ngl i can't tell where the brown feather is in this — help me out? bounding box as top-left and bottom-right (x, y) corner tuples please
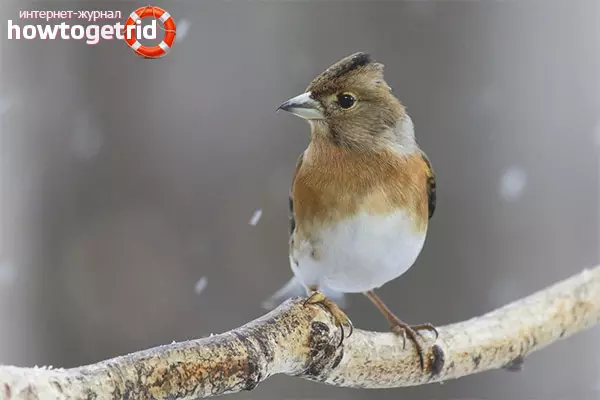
(291, 138), (429, 246)
(306, 52), (383, 97)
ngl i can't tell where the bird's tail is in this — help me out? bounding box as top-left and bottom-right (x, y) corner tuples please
(261, 276), (347, 310)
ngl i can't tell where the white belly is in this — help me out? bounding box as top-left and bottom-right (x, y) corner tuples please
(290, 211), (427, 293)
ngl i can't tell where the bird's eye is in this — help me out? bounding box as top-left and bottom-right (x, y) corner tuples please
(337, 93), (356, 109)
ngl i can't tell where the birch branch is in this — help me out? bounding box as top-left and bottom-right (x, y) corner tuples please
(2, 265), (600, 400)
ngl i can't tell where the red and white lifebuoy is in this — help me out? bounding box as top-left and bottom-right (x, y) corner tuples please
(124, 6), (176, 58)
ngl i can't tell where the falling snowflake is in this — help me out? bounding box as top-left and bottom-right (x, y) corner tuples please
(175, 19), (190, 42)
(248, 209), (262, 226)
(194, 276), (208, 295)
(0, 97), (12, 115)
(499, 167), (527, 202)
(0, 261), (16, 286)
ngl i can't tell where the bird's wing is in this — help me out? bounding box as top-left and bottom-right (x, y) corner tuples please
(421, 151), (436, 219)
(289, 151), (304, 235)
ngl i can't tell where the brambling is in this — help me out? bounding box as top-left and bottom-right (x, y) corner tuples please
(269, 52), (437, 369)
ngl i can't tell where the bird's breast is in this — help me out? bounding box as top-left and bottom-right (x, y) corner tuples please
(292, 146), (429, 238)
(290, 209), (427, 293)
(289, 145), (430, 293)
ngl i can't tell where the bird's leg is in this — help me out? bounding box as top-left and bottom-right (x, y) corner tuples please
(364, 290), (438, 370)
(304, 286), (353, 344)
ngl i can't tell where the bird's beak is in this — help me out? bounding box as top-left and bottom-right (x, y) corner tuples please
(277, 92), (324, 120)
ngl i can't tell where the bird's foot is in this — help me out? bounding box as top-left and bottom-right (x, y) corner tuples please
(304, 291), (353, 345)
(390, 321), (438, 370)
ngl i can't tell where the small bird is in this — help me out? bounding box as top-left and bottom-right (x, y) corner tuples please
(268, 52), (437, 369)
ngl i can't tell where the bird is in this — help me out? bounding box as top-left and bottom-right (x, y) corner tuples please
(267, 52), (437, 369)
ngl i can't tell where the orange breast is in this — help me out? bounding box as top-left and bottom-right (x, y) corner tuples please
(292, 141), (429, 241)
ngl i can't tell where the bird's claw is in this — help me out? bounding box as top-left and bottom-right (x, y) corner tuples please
(305, 291), (353, 346)
(390, 322), (438, 370)
(411, 323), (439, 340)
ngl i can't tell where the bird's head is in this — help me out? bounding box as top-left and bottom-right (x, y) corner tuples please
(277, 52), (413, 149)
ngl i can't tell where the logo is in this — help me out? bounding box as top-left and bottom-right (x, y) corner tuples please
(7, 5), (177, 59)
(125, 6), (176, 59)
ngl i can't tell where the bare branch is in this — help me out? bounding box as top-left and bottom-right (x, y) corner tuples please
(2, 265), (600, 400)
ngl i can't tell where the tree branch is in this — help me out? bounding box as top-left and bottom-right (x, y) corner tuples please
(2, 265), (600, 399)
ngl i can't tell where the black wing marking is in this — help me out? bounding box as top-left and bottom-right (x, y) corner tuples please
(289, 195), (295, 235)
(421, 151), (436, 219)
(289, 151), (304, 236)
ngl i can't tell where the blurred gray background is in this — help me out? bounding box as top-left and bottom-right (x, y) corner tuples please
(1, 0), (599, 399)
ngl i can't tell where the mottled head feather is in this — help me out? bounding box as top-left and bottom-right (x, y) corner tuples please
(306, 52), (383, 96)
(328, 52), (372, 79)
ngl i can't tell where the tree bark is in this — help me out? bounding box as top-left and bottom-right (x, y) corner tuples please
(1, 265), (600, 400)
